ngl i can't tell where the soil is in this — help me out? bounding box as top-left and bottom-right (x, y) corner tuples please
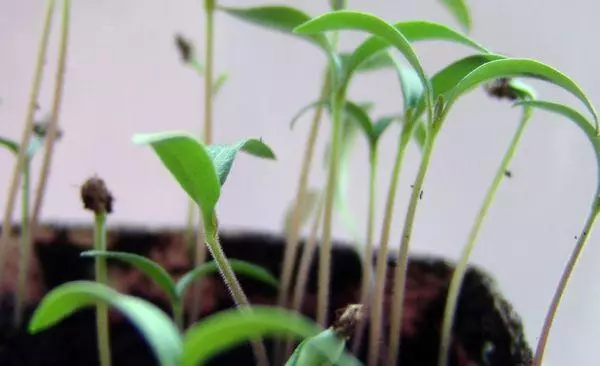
(0, 224), (533, 365)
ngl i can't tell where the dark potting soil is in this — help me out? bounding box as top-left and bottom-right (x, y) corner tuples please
(0, 225), (533, 365)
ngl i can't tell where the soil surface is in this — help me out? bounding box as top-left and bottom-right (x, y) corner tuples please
(0, 224), (533, 365)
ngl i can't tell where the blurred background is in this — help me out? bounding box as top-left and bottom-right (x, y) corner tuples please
(1, 0), (598, 364)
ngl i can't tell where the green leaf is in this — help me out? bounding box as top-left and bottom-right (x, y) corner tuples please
(0, 137), (18, 154)
(290, 100), (329, 130)
(339, 50), (395, 73)
(287, 328), (345, 365)
(213, 72), (229, 97)
(80, 250), (177, 303)
(513, 100), (600, 154)
(294, 12), (433, 115)
(132, 131), (221, 226)
(439, 0), (471, 32)
(344, 101), (375, 144)
(283, 189), (321, 238)
(175, 259), (279, 299)
(29, 281), (182, 366)
(181, 306), (322, 366)
(206, 138), (276, 186)
(444, 58), (599, 130)
(391, 57), (425, 112)
(373, 116), (396, 142)
(413, 121), (428, 151)
(218, 5), (331, 53)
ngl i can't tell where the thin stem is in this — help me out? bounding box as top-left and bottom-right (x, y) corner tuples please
(277, 70), (330, 311)
(204, 218), (270, 366)
(189, 220), (207, 325)
(14, 161), (31, 328)
(368, 123), (413, 366)
(174, 300), (184, 332)
(30, 0), (70, 229)
(184, 201), (196, 248)
(317, 89), (346, 327)
(351, 147), (378, 354)
(438, 108), (531, 366)
(285, 195), (325, 356)
(533, 199), (600, 365)
(0, 0), (55, 285)
(94, 212), (112, 366)
(387, 128), (437, 366)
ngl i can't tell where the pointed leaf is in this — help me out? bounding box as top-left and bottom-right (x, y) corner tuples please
(439, 0), (471, 32)
(373, 116), (396, 141)
(283, 189), (321, 238)
(345, 101), (375, 144)
(338, 19), (489, 84)
(80, 250), (177, 303)
(181, 306), (322, 366)
(391, 57), (425, 111)
(206, 138), (276, 186)
(445, 58), (599, 130)
(0, 137), (18, 154)
(290, 100), (330, 130)
(175, 259), (279, 298)
(132, 131), (220, 226)
(294, 11), (432, 116)
(29, 281), (182, 366)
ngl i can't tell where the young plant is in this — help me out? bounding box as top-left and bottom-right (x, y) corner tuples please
(294, 9), (598, 366)
(80, 250), (279, 331)
(133, 132), (276, 365)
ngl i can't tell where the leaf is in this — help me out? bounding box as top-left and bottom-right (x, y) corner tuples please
(181, 306), (321, 366)
(286, 328), (345, 365)
(217, 5), (331, 54)
(29, 281), (182, 366)
(290, 100), (330, 130)
(344, 101), (375, 144)
(335, 19), (489, 85)
(445, 58), (599, 130)
(213, 72), (229, 97)
(175, 259), (279, 298)
(206, 138), (276, 185)
(391, 57), (425, 111)
(513, 100), (600, 154)
(0, 137), (18, 154)
(339, 50), (395, 73)
(373, 116), (396, 142)
(0, 134), (48, 158)
(283, 189), (321, 238)
(132, 131), (221, 226)
(413, 121), (428, 151)
(294, 12), (432, 115)
(80, 250), (177, 303)
(439, 0), (471, 32)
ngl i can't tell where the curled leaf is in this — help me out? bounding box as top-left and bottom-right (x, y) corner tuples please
(29, 281), (182, 366)
(206, 138), (276, 185)
(181, 306), (321, 366)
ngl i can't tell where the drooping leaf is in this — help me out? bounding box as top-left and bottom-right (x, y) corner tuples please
(217, 5), (331, 53)
(335, 19), (489, 86)
(344, 101), (375, 144)
(132, 131), (221, 226)
(391, 57), (425, 112)
(206, 138), (276, 186)
(294, 11), (433, 116)
(283, 189), (321, 238)
(439, 0), (471, 32)
(0, 137), (18, 154)
(289, 100), (330, 130)
(181, 306), (321, 366)
(80, 250), (177, 303)
(444, 58), (599, 130)
(29, 281), (182, 366)
(513, 100), (600, 156)
(175, 259), (279, 298)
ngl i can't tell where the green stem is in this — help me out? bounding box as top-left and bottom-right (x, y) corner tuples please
(351, 146), (378, 354)
(173, 300), (184, 332)
(14, 161), (31, 328)
(533, 198), (600, 365)
(205, 215), (270, 366)
(438, 108), (531, 366)
(317, 88), (346, 327)
(387, 126), (437, 366)
(94, 212), (111, 366)
(368, 122), (413, 366)
(0, 0), (55, 286)
(30, 0), (70, 229)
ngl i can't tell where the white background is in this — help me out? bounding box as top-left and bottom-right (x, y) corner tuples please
(1, 0), (598, 364)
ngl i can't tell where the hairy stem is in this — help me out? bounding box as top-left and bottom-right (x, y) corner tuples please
(94, 212), (111, 366)
(189, 0), (216, 325)
(438, 108), (531, 366)
(533, 199), (600, 365)
(14, 162), (31, 328)
(317, 89), (346, 327)
(205, 217), (270, 366)
(277, 71), (329, 311)
(351, 147), (378, 354)
(387, 128), (437, 365)
(368, 123), (413, 366)
(0, 0), (55, 285)
(30, 0), (70, 229)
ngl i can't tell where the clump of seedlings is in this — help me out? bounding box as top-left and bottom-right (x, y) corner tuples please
(2, 0), (600, 365)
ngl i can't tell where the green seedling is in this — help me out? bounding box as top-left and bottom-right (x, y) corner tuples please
(133, 132), (276, 366)
(80, 250), (279, 331)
